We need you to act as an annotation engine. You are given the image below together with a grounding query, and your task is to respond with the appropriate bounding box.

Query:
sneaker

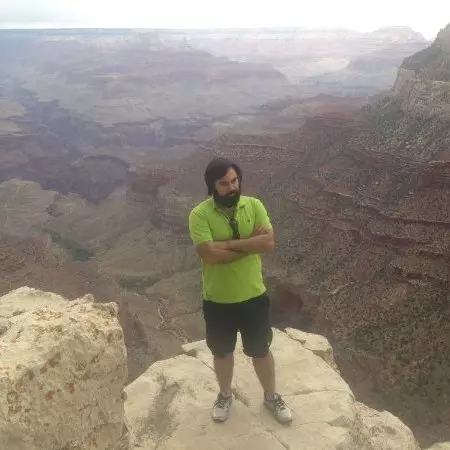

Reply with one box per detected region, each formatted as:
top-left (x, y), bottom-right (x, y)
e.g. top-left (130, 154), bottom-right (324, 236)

top-left (264, 393), bottom-right (293, 424)
top-left (212, 392), bottom-right (233, 422)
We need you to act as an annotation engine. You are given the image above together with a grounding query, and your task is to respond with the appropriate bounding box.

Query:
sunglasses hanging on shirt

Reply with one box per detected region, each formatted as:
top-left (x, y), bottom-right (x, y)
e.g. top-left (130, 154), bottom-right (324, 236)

top-left (229, 218), bottom-right (240, 239)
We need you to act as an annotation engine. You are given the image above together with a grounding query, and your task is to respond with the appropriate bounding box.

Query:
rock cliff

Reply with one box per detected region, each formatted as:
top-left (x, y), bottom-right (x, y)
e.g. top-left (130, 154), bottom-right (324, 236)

top-left (394, 24), bottom-right (450, 119)
top-left (1, 286), bottom-right (441, 450)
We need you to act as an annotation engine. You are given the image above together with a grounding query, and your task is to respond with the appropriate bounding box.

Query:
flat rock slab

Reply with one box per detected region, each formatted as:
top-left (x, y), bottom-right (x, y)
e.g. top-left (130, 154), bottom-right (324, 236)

top-left (125, 329), bottom-right (419, 450)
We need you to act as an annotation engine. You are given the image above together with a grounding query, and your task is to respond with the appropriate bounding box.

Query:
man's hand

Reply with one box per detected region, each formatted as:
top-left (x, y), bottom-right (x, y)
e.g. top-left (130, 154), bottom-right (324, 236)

top-left (227, 225), bottom-right (274, 254)
top-left (196, 241), bottom-right (246, 264)
top-left (196, 225), bottom-right (274, 264)
top-left (218, 224), bottom-right (270, 248)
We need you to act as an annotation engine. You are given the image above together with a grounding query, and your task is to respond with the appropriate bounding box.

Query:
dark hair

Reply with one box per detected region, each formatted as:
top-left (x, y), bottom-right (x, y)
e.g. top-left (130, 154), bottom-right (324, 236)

top-left (204, 157), bottom-right (242, 195)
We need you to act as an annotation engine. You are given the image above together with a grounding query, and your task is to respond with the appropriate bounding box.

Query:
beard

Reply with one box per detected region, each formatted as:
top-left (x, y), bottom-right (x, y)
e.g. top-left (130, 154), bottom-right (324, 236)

top-left (213, 189), bottom-right (241, 208)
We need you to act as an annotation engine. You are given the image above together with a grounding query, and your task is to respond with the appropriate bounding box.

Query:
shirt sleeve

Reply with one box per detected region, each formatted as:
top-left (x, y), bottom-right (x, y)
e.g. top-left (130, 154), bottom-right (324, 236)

top-left (188, 209), bottom-right (213, 245)
top-left (253, 198), bottom-right (273, 230)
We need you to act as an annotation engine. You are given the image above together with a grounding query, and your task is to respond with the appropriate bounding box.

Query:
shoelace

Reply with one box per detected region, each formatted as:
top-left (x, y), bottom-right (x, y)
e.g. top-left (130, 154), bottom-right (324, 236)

top-left (272, 394), bottom-right (287, 411)
top-left (215, 394), bottom-right (231, 408)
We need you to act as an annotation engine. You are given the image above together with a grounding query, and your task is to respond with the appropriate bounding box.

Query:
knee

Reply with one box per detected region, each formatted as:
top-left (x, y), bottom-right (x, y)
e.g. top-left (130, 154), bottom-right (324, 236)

top-left (213, 351), bottom-right (234, 360)
top-left (244, 334), bottom-right (272, 358)
top-left (247, 347), bottom-right (270, 359)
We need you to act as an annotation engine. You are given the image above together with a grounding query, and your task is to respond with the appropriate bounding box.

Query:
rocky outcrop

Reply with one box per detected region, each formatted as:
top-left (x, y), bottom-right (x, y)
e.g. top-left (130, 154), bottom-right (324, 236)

top-left (0, 287), bottom-right (130, 450)
top-left (394, 25), bottom-right (450, 119)
top-left (0, 286), bottom-right (426, 450)
top-left (402, 24), bottom-right (450, 80)
top-left (126, 328), bottom-right (420, 450)
top-left (392, 68), bottom-right (450, 119)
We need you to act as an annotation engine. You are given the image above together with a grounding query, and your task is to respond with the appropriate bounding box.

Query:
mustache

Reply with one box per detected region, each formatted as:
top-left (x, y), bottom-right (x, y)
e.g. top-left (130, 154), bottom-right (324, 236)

top-left (213, 188), bottom-right (240, 197)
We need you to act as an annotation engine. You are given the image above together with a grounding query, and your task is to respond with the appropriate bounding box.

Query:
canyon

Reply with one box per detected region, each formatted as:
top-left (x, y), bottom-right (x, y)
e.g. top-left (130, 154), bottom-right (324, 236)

top-left (0, 24), bottom-right (448, 447)
top-left (178, 26), bottom-right (428, 87)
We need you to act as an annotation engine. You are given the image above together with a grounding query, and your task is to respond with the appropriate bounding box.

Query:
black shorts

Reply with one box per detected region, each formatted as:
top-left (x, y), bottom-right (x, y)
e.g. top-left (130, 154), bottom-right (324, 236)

top-left (202, 293), bottom-right (273, 358)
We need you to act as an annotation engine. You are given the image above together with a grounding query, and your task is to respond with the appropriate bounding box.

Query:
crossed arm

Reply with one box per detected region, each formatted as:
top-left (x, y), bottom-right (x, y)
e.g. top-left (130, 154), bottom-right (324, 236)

top-left (196, 225), bottom-right (275, 265)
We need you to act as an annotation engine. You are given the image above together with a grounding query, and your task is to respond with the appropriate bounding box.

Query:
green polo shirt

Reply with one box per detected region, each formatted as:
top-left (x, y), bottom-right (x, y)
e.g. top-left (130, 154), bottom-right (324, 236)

top-left (188, 195), bottom-right (272, 304)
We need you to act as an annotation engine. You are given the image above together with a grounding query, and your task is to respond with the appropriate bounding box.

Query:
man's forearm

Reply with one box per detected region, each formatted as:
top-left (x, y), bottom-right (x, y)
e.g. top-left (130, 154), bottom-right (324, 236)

top-left (226, 235), bottom-right (274, 254)
top-left (203, 242), bottom-right (247, 264)
top-left (203, 233), bottom-right (274, 264)
top-left (207, 248), bottom-right (247, 264)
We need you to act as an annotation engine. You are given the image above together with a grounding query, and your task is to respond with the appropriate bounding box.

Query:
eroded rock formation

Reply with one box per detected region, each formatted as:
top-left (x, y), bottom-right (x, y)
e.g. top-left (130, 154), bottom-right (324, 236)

top-left (1, 287), bottom-right (430, 450)
top-left (0, 287), bottom-right (129, 450)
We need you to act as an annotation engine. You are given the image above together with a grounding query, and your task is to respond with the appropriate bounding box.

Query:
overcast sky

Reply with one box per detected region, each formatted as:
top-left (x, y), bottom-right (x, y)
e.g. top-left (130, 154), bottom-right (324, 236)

top-left (0, 0), bottom-right (448, 39)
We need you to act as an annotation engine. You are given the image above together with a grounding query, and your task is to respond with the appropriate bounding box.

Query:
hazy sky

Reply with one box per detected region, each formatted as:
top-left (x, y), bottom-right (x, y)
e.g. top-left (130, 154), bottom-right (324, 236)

top-left (0, 0), bottom-right (448, 39)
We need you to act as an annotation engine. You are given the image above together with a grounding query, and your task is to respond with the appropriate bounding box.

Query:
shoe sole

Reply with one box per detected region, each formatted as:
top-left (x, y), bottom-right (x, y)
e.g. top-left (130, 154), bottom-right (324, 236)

top-left (212, 416), bottom-right (228, 423)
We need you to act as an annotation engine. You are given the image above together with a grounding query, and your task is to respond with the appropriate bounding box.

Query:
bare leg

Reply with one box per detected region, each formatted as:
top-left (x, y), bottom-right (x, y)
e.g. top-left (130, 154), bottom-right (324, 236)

top-left (214, 353), bottom-right (234, 395)
top-left (252, 350), bottom-right (276, 397)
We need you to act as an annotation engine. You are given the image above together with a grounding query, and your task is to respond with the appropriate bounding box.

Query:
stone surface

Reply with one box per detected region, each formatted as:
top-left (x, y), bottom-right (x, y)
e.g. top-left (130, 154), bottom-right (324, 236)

top-left (125, 328), bottom-right (420, 450)
top-left (393, 68), bottom-right (450, 119)
top-left (285, 327), bottom-right (338, 369)
top-left (355, 402), bottom-right (420, 450)
top-left (0, 287), bottom-right (130, 450)
top-left (426, 444), bottom-right (450, 450)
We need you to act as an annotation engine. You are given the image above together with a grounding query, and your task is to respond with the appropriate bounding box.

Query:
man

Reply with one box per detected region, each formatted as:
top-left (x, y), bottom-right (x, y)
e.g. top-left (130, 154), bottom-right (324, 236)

top-left (188, 157), bottom-right (292, 424)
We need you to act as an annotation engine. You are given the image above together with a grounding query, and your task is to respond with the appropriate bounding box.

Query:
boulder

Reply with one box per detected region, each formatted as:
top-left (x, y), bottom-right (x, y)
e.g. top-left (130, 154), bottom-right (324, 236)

top-left (0, 287), bottom-right (130, 450)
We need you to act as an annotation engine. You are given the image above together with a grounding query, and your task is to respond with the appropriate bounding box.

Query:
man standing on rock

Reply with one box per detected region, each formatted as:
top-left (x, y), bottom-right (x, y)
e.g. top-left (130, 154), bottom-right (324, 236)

top-left (188, 157), bottom-right (292, 424)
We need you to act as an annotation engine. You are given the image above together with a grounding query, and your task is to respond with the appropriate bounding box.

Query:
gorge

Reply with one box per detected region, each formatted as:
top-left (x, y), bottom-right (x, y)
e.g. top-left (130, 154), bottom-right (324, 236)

top-left (0, 24), bottom-right (449, 447)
